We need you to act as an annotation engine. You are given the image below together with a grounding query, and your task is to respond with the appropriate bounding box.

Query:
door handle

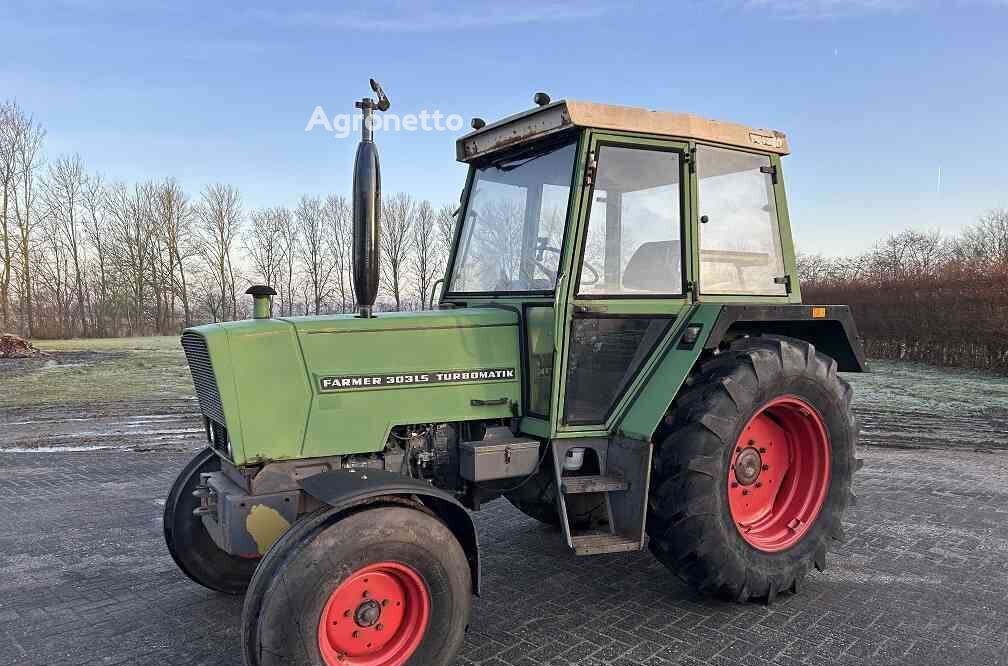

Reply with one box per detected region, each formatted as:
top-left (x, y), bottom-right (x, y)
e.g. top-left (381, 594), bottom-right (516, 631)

top-left (471, 398), bottom-right (509, 407)
top-left (573, 303), bottom-right (608, 315)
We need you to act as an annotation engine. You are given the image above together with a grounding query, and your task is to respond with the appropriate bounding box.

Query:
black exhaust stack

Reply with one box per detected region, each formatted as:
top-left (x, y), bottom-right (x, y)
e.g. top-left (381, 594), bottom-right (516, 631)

top-left (351, 78), bottom-right (390, 318)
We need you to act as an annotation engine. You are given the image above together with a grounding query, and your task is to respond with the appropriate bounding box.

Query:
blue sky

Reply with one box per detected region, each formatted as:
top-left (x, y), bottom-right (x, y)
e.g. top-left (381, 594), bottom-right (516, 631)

top-left (2, 0), bottom-right (1006, 255)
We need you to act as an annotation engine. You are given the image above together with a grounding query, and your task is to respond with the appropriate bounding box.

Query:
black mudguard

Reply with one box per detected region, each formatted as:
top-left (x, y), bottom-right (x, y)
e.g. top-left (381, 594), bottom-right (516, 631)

top-left (300, 468), bottom-right (481, 594)
top-left (706, 304), bottom-right (868, 372)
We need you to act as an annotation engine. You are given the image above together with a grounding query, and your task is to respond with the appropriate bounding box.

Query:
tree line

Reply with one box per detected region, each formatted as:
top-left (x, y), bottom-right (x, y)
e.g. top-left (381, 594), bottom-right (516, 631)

top-left (0, 100), bottom-right (457, 339)
top-left (5, 98), bottom-right (1007, 372)
top-left (799, 209), bottom-right (1008, 371)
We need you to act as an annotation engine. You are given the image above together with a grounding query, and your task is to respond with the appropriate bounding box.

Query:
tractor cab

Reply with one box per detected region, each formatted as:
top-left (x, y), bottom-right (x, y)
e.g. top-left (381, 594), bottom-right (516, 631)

top-left (444, 98), bottom-right (800, 440)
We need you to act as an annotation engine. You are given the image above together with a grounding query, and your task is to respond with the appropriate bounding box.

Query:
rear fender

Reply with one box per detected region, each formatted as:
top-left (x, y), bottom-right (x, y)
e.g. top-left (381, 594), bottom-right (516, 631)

top-left (705, 304), bottom-right (868, 373)
top-left (300, 468), bottom-right (481, 595)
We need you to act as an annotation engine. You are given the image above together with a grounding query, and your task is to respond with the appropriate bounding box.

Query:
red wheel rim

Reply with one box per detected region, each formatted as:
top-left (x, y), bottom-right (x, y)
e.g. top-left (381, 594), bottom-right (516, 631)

top-left (317, 562), bottom-right (430, 666)
top-left (728, 395), bottom-right (831, 553)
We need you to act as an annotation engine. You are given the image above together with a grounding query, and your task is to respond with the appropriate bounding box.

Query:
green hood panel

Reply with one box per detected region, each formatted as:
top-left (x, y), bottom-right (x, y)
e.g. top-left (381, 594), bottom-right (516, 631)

top-left (186, 308), bottom-right (521, 464)
top-left (282, 308), bottom-right (517, 334)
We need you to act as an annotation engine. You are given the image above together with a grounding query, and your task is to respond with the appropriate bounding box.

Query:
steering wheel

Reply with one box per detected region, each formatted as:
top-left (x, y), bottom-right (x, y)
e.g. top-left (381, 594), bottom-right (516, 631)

top-left (535, 242), bottom-right (601, 287)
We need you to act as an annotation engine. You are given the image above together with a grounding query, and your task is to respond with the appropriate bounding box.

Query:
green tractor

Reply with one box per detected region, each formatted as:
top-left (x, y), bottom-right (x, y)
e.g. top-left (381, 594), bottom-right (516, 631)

top-left (164, 82), bottom-right (865, 666)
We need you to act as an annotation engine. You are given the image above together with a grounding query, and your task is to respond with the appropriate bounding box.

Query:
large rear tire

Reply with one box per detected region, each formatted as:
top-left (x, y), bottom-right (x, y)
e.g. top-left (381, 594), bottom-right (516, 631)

top-left (164, 448), bottom-right (259, 594)
top-left (242, 505), bottom-right (471, 666)
top-left (647, 336), bottom-right (860, 602)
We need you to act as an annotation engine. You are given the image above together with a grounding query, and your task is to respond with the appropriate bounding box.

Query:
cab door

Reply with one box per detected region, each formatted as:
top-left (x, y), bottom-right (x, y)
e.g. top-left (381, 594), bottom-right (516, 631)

top-left (555, 134), bottom-right (694, 434)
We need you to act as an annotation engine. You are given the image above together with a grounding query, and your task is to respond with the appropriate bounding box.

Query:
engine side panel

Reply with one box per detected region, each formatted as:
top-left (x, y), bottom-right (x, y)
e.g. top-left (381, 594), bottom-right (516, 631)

top-left (295, 309), bottom-right (521, 459)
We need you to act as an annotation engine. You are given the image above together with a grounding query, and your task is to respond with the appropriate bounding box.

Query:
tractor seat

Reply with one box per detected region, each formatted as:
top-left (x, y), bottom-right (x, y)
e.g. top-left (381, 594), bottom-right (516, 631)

top-left (622, 240), bottom-right (681, 292)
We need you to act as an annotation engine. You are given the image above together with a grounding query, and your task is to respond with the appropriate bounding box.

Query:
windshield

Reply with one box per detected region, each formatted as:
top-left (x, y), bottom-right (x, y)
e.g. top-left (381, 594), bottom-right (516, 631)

top-left (449, 138), bottom-right (577, 294)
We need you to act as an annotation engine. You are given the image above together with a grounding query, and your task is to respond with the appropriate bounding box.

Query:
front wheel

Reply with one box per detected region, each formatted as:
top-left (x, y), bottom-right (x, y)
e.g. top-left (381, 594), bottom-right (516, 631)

top-left (164, 448), bottom-right (259, 594)
top-left (647, 336), bottom-right (860, 602)
top-left (242, 505), bottom-right (471, 666)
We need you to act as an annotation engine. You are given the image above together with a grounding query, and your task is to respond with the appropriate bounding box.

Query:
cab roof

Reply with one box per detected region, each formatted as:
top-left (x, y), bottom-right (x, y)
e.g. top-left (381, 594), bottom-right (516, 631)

top-left (456, 99), bottom-right (789, 163)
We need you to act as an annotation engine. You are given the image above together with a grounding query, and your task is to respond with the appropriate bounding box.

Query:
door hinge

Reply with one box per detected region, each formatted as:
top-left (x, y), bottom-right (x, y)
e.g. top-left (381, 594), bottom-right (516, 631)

top-left (773, 274), bottom-right (792, 294)
top-left (760, 164), bottom-right (779, 185)
top-left (584, 150), bottom-right (597, 187)
top-left (685, 146), bottom-right (696, 172)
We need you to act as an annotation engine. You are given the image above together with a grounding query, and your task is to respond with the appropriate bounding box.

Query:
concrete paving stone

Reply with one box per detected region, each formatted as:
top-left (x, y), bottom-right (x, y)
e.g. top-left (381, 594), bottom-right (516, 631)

top-left (0, 420), bottom-right (1006, 665)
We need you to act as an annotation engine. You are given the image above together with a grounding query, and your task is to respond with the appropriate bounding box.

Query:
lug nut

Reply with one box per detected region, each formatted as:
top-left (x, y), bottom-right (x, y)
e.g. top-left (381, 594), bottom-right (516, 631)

top-left (742, 490), bottom-right (749, 496)
top-left (762, 464), bottom-right (769, 471)
top-left (755, 482), bottom-right (763, 488)
top-left (376, 623), bottom-right (384, 632)
top-left (381, 599), bottom-right (389, 607)
top-left (758, 447), bottom-right (767, 453)
top-left (731, 481), bottom-right (739, 488)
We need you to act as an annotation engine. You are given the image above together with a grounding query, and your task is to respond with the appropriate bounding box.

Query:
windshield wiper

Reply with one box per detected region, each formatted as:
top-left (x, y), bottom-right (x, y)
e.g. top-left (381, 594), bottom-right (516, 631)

top-left (489, 140), bottom-right (570, 172)
top-left (495, 153), bottom-right (547, 172)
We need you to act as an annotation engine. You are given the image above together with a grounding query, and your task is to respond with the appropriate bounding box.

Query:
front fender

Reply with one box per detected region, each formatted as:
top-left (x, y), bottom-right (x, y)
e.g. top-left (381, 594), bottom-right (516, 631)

top-left (300, 469), bottom-right (481, 595)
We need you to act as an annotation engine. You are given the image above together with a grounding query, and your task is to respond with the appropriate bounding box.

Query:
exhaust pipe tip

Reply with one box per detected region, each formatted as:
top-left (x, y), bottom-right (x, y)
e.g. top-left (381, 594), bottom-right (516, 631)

top-left (246, 285), bottom-right (277, 319)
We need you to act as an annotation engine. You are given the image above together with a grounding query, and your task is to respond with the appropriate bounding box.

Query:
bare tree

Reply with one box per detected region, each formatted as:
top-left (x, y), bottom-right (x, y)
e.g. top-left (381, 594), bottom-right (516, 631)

top-left (105, 181), bottom-right (158, 333)
top-left (42, 154), bottom-right (87, 336)
top-left (0, 101), bottom-right (16, 331)
top-left (273, 207), bottom-right (298, 316)
top-left (10, 105), bottom-right (45, 337)
top-left (196, 184), bottom-right (242, 322)
top-left (436, 203), bottom-right (456, 259)
top-left (324, 194), bottom-right (352, 313)
top-left (156, 179), bottom-right (194, 329)
top-left (410, 200), bottom-right (442, 309)
top-left (245, 207), bottom-right (286, 292)
top-left (37, 199), bottom-right (70, 336)
top-left (380, 192), bottom-right (414, 311)
top-left (81, 173), bottom-right (110, 335)
top-left (296, 195), bottom-right (334, 315)
top-left (956, 208), bottom-right (1008, 271)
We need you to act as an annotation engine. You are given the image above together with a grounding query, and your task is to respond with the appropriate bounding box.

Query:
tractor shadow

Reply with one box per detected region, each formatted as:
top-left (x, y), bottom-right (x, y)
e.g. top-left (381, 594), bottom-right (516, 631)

top-left (462, 499), bottom-right (835, 663)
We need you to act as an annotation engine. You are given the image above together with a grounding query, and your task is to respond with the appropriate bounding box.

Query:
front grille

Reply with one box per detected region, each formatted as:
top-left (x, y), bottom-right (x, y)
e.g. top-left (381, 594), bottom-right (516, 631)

top-left (181, 332), bottom-right (227, 426)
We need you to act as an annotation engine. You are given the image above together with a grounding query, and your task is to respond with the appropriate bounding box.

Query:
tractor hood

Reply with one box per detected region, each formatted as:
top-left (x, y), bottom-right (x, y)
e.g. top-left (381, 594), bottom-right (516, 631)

top-left (183, 307), bottom-right (521, 465)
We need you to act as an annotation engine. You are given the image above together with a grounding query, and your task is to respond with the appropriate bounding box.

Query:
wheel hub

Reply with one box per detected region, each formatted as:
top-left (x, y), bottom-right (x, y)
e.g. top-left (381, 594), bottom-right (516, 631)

top-left (733, 447), bottom-right (763, 486)
top-left (354, 599), bottom-right (382, 628)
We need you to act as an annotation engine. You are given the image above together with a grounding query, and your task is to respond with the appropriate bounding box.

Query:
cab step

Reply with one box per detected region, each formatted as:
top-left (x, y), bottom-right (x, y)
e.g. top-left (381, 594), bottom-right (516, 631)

top-left (571, 532), bottom-right (642, 556)
top-left (551, 438), bottom-right (653, 557)
top-left (561, 475), bottom-right (628, 494)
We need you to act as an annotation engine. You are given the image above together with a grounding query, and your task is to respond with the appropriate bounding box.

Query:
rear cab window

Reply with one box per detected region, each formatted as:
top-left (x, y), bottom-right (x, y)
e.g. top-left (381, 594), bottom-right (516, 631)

top-left (696, 145), bottom-right (787, 296)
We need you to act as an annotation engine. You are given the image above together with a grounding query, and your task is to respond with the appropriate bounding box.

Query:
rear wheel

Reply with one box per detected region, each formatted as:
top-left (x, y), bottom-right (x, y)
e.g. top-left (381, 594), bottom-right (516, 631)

top-left (242, 505), bottom-right (471, 666)
top-left (647, 336), bottom-right (860, 602)
top-left (164, 448), bottom-right (258, 594)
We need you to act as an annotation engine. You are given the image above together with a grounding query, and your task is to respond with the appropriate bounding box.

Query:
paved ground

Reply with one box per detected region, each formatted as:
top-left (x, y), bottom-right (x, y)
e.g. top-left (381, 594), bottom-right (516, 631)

top-left (0, 445), bottom-right (1006, 666)
top-left (1, 359), bottom-right (1007, 665)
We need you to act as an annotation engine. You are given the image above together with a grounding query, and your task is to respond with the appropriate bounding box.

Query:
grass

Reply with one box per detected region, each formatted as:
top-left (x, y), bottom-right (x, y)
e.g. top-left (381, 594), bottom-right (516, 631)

top-left (1, 336), bottom-right (195, 408)
top-left (33, 336), bottom-right (183, 352)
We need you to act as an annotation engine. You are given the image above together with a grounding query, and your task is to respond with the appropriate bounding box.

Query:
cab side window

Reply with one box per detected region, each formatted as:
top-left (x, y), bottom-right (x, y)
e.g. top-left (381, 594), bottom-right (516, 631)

top-left (697, 145), bottom-right (787, 296)
top-left (577, 146), bottom-right (683, 296)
